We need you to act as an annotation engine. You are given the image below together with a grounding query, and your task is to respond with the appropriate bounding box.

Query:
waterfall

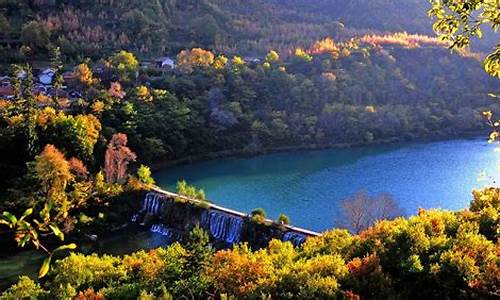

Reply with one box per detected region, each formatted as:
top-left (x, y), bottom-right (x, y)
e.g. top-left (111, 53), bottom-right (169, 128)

top-left (131, 214), bottom-right (139, 222)
top-left (282, 232), bottom-right (307, 247)
top-left (142, 193), bottom-right (164, 215)
top-left (201, 211), bottom-right (243, 244)
top-left (150, 224), bottom-right (181, 241)
top-left (131, 193), bottom-right (166, 222)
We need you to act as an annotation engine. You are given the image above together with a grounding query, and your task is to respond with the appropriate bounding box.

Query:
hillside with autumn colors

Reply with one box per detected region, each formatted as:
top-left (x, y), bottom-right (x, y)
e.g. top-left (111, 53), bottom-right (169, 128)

top-left (0, 0), bottom-right (500, 299)
top-left (0, 0), bottom-right (495, 63)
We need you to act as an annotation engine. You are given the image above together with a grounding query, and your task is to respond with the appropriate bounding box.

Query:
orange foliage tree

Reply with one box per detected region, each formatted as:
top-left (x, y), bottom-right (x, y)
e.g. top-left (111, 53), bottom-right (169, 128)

top-left (104, 133), bottom-right (137, 184)
top-left (176, 48), bottom-right (215, 73)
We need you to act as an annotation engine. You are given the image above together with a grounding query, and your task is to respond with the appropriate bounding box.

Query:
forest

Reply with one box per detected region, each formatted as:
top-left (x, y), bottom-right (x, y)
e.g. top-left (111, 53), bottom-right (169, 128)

top-left (0, 0), bottom-right (496, 63)
top-left (0, 0), bottom-right (499, 299)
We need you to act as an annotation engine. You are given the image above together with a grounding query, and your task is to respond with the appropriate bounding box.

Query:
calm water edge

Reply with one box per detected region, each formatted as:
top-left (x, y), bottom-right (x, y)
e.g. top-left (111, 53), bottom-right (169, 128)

top-left (1, 137), bottom-right (498, 287)
top-left (155, 137), bottom-right (500, 232)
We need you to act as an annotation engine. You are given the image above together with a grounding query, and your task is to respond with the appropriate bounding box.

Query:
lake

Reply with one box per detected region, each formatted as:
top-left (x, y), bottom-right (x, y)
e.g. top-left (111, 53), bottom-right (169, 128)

top-left (155, 137), bottom-right (500, 232)
top-left (1, 137), bottom-right (498, 288)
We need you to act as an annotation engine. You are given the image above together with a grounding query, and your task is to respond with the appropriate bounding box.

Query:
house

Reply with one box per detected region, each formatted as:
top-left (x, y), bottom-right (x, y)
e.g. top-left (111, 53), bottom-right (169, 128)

top-left (32, 84), bottom-right (47, 95)
top-left (39, 68), bottom-right (55, 85)
top-left (0, 76), bottom-right (10, 87)
top-left (244, 57), bottom-right (261, 64)
top-left (155, 57), bottom-right (176, 69)
top-left (0, 85), bottom-right (14, 100)
top-left (68, 90), bottom-right (82, 100)
top-left (63, 71), bottom-right (77, 83)
top-left (45, 87), bottom-right (68, 101)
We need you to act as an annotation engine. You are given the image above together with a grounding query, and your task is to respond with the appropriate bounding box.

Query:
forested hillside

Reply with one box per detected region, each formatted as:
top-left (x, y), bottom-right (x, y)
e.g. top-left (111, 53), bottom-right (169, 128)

top-left (1, 0), bottom-right (500, 298)
top-left (0, 0), bottom-right (493, 62)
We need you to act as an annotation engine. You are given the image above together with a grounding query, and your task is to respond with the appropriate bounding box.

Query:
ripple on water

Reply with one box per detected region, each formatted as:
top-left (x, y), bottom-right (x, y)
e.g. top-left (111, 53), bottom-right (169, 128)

top-left (155, 138), bottom-right (499, 232)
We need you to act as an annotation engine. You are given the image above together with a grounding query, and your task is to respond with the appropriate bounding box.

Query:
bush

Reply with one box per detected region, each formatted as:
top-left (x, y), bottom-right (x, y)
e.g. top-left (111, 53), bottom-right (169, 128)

top-left (0, 276), bottom-right (46, 300)
top-left (277, 214), bottom-right (290, 225)
top-left (251, 208), bottom-right (267, 224)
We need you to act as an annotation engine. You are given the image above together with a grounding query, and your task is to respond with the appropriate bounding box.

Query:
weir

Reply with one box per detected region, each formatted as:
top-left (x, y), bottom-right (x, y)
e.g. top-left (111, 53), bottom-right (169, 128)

top-left (131, 187), bottom-right (321, 247)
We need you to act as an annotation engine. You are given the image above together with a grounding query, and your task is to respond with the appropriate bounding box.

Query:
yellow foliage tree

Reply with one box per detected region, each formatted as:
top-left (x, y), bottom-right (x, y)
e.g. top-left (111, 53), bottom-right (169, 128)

top-left (176, 48), bottom-right (215, 73)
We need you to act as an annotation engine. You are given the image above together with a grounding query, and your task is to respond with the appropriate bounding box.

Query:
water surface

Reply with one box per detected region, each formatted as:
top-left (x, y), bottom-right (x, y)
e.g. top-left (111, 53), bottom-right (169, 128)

top-left (1, 138), bottom-right (498, 289)
top-left (155, 138), bottom-right (500, 232)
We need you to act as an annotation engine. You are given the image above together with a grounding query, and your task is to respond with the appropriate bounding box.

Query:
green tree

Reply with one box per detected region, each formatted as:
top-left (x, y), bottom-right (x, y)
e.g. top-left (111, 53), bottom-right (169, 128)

top-left (20, 21), bottom-right (50, 52)
top-left (137, 165), bottom-right (155, 188)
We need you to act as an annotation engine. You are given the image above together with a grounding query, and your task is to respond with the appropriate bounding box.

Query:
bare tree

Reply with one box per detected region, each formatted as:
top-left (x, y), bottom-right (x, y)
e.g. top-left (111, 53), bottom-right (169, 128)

top-left (336, 190), bottom-right (403, 233)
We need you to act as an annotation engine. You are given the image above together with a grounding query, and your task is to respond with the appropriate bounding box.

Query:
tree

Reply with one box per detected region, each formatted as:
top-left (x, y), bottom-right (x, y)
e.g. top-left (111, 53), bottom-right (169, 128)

top-left (35, 144), bottom-right (74, 204)
top-left (265, 50), bottom-right (280, 63)
top-left (74, 63), bottom-right (94, 86)
top-left (176, 48), bottom-right (215, 73)
top-left (337, 190), bottom-right (403, 233)
top-left (104, 133), bottom-right (137, 184)
top-left (1, 145), bottom-right (78, 278)
top-left (20, 21), bottom-right (50, 52)
top-left (136, 164), bottom-right (155, 187)
top-left (107, 51), bottom-right (139, 81)
top-left (50, 46), bottom-right (64, 103)
top-left (429, 0), bottom-right (500, 77)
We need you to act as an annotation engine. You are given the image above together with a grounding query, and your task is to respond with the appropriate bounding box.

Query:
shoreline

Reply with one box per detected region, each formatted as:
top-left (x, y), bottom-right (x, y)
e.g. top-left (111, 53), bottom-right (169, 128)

top-left (150, 129), bottom-right (488, 171)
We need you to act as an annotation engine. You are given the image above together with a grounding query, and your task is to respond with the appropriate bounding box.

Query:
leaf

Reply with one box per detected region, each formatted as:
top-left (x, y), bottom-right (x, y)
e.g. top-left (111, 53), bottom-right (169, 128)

top-left (38, 256), bottom-right (51, 278)
top-left (22, 208), bottom-right (33, 217)
top-left (49, 225), bottom-right (64, 241)
top-left (53, 243), bottom-right (77, 252)
top-left (19, 234), bottom-right (31, 247)
top-left (2, 212), bottom-right (17, 224)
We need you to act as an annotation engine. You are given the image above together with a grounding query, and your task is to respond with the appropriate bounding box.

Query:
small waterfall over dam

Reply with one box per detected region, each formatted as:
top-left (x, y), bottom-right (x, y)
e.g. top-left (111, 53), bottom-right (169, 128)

top-left (132, 191), bottom-right (319, 247)
top-left (201, 211), bottom-right (243, 244)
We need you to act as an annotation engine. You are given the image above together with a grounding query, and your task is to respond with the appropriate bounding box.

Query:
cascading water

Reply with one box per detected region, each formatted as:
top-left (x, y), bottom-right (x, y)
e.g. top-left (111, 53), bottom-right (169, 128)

top-left (131, 192), bottom-right (165, 222)
top-left (142, 193), bottom-right (164, 215)
top-left (150, 224), bottom-right (182, 242)
top-left (201, 211), bottom-right (243, 244)
top-left (282, 232), bottom-right (307, 247)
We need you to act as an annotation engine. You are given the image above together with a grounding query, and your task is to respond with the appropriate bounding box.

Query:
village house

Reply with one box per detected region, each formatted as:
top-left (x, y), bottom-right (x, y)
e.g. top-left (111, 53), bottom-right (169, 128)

top-left (39, 68), bottom-right (55, 85)
top-left (155, 57), bottom-right (176, 69)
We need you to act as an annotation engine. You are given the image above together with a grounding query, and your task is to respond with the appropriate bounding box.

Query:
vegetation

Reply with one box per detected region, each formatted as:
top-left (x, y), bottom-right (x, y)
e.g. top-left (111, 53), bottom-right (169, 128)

top-left (429, 0), bottom-right (500, 77)
top-left (0, 0), bottom-right (499, 298)
top-left (1, 187), bottom-right (500, 298)
top-left (337, 190), bottom-right (403, 233)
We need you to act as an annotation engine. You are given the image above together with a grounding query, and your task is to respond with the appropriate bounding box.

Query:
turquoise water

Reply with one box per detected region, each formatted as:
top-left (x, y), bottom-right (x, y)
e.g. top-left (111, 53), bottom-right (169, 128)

top-left (155, 138), bottom-right (500, 232)
top-left (2, 138), bottom-right (498, 289)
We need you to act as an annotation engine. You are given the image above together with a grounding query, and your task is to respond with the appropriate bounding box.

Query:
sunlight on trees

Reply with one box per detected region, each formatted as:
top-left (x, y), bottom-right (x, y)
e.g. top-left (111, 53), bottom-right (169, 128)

top-left (429, 0), bottom-right (500, 77)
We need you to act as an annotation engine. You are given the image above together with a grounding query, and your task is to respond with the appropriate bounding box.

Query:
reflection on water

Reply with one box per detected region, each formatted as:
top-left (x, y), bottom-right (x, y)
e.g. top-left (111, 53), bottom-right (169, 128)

top-left (0, 227), bottom-right (172, 290)
top-left (2, 138), bottom-right (498, 290)
top-left (155, 138), bottom-right (500, 231)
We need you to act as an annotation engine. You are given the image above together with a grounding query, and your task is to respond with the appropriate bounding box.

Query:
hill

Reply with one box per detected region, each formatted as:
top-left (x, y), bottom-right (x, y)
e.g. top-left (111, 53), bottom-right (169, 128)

top-left (0, 0), bottom-right (493, 62)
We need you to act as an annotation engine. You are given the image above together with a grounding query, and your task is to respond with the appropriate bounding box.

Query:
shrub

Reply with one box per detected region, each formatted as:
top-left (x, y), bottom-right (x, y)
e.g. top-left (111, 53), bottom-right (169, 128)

top-left (277, 214), bottom-right (290, 225)
top-left (0, 276), bottom-right (46, 300)
top-left (251, 208), bottom-right (267, 224)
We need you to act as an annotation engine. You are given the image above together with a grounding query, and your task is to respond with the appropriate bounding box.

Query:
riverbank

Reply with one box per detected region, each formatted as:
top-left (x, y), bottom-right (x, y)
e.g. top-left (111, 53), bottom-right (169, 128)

top-left (150, 129), bottom-right (488, 171)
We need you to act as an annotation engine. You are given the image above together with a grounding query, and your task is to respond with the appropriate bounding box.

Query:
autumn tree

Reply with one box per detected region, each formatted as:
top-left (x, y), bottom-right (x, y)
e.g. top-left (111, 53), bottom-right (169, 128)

top-left (107, 50), bottom-right (139, 81)
top-left (35, 144), bottom-right (74, 204)
top-left (429, 0), bottom-right (500, 77)
top-left (1, 145), bottom-right (78, 278)
top-left (104, 133), bottom-right (137, 184)
top-left (176, 48), bottom-right (215, 73)
top-left (337, 190), bottom-right (403, 233)
top-left (74, 63), bottom-right (94, 86)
